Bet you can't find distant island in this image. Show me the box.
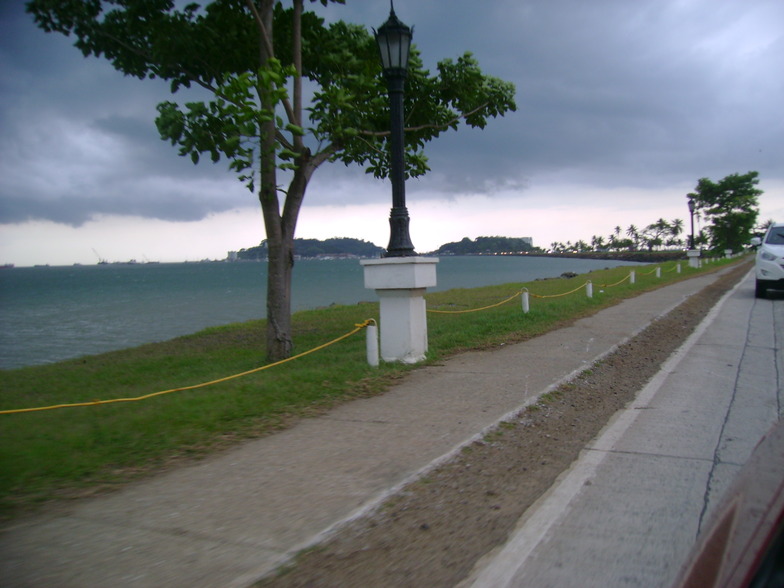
[229,235,688,262]
[229,236,542,261]
[230,238,384,261]
[434,236,538,256]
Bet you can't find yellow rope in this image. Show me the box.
[595,273,632,288]
[428,290,522,314]
[530,281,588,299]
[0,320,374,415]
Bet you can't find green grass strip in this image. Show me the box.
[0,257,741,519]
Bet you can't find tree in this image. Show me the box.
[641,218,684,251]
[435,236,534,256]
[688,171,762,253]
[666,218,684,248]
[626,225,640,250]
[27,0,517,360]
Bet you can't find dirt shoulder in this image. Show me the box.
[256,261,751,587]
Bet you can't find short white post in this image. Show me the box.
[630,271,636,285]
[677,263,681,274]
[521,289,529,313]
[656,267,661,278]
[366,323,379,367]
[586,281,593,298]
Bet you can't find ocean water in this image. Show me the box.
[0,256,642,369]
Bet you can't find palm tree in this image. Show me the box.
[626,225,639,250]
[670,218,684,238]
[665,218,685,249]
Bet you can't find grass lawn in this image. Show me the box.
[0,257,739,519]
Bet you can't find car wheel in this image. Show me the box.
[755,280,768,299]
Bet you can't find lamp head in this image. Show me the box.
[374,3,413,76]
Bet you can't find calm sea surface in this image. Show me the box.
[0,256,643,369]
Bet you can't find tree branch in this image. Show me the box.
[310,144,338,171]
[245,0,297,126]
[293,0,303,131]
[358,103,490,137]
[244,0,274,58]
[276,129,295,151]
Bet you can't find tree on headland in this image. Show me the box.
[436,236,535,256]
[688,171,762,252]
[640,218,685,251]
[27,0,517,360]
[237,237,382,260]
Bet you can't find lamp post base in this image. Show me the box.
[385,207,416,257]
[687,249,701,268]
[361,257,438,363]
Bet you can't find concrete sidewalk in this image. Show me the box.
[464,271,783,587]
[0,266,773,587]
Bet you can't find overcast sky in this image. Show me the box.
[1,0,783,266]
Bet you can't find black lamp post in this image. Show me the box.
[687,196,696,249]
[375,3,415,257]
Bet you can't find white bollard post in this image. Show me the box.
[630,271,636,284]
[677,263,681,274]
[366,323,379,367]
[521,289,530,313]
[656,267,661,278]
[586,281,593,298]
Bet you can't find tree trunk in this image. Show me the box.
[254,0,327,362]
[263,158,315,361]
[265,230,294,360]
[253,0,292,362]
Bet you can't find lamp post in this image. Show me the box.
[687,196,696,250]
[375,3,415,257]
[686,195,701,268]
[361,3,436,364]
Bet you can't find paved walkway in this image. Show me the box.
[464,270,783,587]
[1,266,780,587]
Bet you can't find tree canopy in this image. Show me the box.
[237,237,382,259]
[436,236,535,256]
[688,171,762,252]
[27,0,517,360]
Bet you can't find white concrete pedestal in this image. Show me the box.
[687,249,701,268]
[361,257,438,364]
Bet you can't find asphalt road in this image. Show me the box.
[464,271,783,587]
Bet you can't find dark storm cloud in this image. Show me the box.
[413,0,784,191]
[1,0,783,225]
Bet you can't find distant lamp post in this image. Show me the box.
[375,2,415,257]
[687,196,696,249]
[686,195,701,268]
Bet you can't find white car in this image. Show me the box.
[751,222,784,298]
